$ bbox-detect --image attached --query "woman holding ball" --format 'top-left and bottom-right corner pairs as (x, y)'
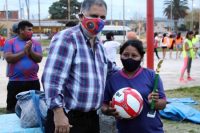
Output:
(101, 40), (166, 133)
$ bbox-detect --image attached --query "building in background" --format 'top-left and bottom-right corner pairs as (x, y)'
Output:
(0, 10), (19, 19)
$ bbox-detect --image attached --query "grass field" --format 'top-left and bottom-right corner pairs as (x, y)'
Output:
(163, 86), (200, 133)
(0, 86), (200, 132)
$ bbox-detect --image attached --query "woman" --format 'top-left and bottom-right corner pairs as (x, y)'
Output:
(101, 40), (166, 133)
(192, 31), (200, 58)
(175, 32), (183, 59)
(161, 33), (168, 59)
(154, 32), (160, 59)
(168, 34), (175, 59)
(180, 31), (195, 82)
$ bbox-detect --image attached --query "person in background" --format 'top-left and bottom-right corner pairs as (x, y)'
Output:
(168, 34), (175, 59)
(192, 31), (200, 58)
(175, 32), (183, 59)
(154, 32), (160, 59)
(103, 32), (121, 64)
(101, 40), (166, 133)
(0, 34), (6, 60)
(179, 31), (195, 82)
(126, 31), (137, 40)
(9, 23), (19, 39)
(3, 20), (43, 113)
(161, 33), (168, 59)
(42, 0), (118, 133)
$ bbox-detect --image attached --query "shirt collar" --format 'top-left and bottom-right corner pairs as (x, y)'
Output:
(79, 24), (101, 45)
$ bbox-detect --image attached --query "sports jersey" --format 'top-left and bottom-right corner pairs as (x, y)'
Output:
(4, 36), (42, 81)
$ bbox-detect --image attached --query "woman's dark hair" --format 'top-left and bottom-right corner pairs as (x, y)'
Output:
(176, 32), (181, 39)
(186, 31), (193, 39)
(162, 33), (166, 42)
(120, 39), (145, 58)
(154, 32), (158, 38)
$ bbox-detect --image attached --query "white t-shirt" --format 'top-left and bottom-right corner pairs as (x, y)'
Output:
(103, 41), (121, 63)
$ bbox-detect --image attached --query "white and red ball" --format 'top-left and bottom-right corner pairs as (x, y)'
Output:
(112, 87), (143, 119)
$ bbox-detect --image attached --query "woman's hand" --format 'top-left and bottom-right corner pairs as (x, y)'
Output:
(101, 101), (121, 118)
(148, 92), (159, 103)
(148, 92), (167, 110)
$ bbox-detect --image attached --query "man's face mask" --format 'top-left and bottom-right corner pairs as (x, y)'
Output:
(81, 15), (105, 35)
(24, 31), (33, 40)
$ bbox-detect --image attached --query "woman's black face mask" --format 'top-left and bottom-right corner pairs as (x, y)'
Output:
(121, 58), (141, 72)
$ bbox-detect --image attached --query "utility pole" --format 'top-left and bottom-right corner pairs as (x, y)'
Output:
(19, 0), (22, 19)
(25, 0), (30, 20)
(170, 0), (173, 31)
(5, 0), (9, 37)
(111, 0), (113, 25)
(38, 0), (41, 40)
(68, 0), (71, 20)
(191, 0), (194, 30)
(123, 0), (125, 42)
(199, 0), (200, 33)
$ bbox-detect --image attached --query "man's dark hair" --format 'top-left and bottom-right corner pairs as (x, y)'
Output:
(106, 32), (114, 40)
(120, 39), (145, 58)
(18, 21), (33, 31)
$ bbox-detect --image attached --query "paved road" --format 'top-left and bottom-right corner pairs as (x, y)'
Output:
(0, 51), (200, 107)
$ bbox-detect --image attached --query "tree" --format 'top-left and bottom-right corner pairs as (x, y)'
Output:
(184, 9), (200, 30)
(0, 24), (5, 35)
(49, 0), (81, 20)
(163, 0), (189, 31)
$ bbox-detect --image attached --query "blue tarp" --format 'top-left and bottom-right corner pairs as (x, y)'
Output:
(167, 97), (198, 105)
(159, 98), (200, 124)
(0, 113), (42, 133)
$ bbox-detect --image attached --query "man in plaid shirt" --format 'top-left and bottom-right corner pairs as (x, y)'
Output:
(42, 0), (118, 133)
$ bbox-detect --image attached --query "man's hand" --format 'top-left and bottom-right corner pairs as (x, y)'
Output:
(24, 40), (32, 55)
(53, 108), (73, 133)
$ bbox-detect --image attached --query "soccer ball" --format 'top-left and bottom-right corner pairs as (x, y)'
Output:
(112, 87), (143, 119)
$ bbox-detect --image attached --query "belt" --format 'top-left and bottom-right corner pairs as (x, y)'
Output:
(68, 110), (97, 118)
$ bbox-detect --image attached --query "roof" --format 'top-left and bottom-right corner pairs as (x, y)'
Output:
(31, 21), (65, 27)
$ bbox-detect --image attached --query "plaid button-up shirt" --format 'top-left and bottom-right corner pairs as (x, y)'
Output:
(42, 25), (117, 112)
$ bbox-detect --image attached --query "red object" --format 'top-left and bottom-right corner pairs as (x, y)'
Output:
(0, 35), (6, 47)
(146, 0), (154, 69)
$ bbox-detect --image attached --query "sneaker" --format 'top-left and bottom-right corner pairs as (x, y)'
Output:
(187, 77), (195, 81)
(179, 78), (187, 83)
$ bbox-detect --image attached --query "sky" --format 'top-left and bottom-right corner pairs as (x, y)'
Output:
(0, 0), (199, 20)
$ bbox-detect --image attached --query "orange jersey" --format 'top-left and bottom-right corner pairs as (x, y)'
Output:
(175, 37), (183, 45)
(168, 38), (175, 48)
